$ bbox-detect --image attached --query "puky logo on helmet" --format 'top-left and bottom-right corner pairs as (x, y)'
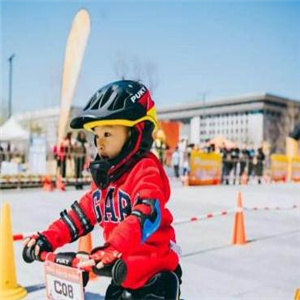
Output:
(130, 87), (147, 103)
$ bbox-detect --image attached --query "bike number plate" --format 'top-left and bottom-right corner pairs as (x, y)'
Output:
(44, 260), (84, 300)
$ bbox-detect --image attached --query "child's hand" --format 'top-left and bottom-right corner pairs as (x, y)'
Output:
(22, 233), (52, 261)
(76, 253), (96, 269)
(77, 245), (121, 270)
(23, 237), (40, 257)
(76, 252), (94, 267)
(91, 245), (122, 269)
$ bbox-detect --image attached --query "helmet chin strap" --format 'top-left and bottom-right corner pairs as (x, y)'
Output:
(89, 158), (110, 189)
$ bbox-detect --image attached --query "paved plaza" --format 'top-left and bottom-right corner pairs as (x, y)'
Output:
(1, 181), (299, 299)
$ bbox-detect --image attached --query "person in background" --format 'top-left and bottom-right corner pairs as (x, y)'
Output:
(74, 131), (88, 189)
(171, 146), (180, 178)
(7, 142), (12, 161)
(230, 146), (240, 185)
(0, 143), (5, 168)
(239, 146), (248, 184)
(255, 147), (265, 184)
(246, 147), (255, 182)
(57, 132), (73, 178)
(220, 143), (231, 185)
(182, 150), (190, 176)
(52, 144), (61, 176)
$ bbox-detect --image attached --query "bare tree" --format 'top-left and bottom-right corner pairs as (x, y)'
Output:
(265, 102), (300, 154)
(131, 56), (143, 81)
(284, 102), (300, 136)
(113, 53), (159, 95)
(113, 52), (130, 80)
(265, 114), (284, 153)
(144, 61), (159, 94)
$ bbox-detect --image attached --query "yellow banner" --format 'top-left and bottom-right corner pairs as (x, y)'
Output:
(270, 154), (288, 182)
(189, 150), (222, 185)
(291, 156), (300, 182)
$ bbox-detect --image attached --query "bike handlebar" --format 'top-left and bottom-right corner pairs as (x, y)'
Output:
(22, 246), (127, 285)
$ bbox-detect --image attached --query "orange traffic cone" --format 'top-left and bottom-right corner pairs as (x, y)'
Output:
(56, 175), (66, 191)
(232, 191), (247, 245)
(43, 175), (54, 192)
(78, 233), (97, 280)
(0, 202), (27, 299)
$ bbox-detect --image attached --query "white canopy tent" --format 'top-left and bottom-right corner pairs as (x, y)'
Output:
(0, 117), (30, 141)
(0, 118), (31, 174)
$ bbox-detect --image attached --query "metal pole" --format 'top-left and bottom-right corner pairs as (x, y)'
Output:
(8, 54), (15, 119)
(203, 93), (206, 141)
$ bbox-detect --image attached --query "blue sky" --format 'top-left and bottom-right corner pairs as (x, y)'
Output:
(1, 1), (300, 115)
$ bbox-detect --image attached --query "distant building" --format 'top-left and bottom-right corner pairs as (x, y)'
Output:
(157, 93), (300, 153)
(13, 93), (300, 155)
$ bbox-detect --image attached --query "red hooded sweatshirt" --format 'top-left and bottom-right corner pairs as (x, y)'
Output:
(41, 152), (180, 289)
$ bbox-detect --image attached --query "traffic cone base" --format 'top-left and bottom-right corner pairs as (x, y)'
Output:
(295, 288), (300, 300)
(43, 176), (54, 192)
(0, 202), (27, 299)
(43, 184), (54, 192)
(0, 285), (27, 300)
(232, 191), (247, 245)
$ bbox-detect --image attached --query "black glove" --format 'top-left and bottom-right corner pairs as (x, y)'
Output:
(23, 232), (53, 263)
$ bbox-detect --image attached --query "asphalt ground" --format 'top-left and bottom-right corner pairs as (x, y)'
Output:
(1, 181), (299, 299)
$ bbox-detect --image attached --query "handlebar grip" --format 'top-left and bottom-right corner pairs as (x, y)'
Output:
(22, 245), (36, 263)
(112, 259), (127, 285)
(92, 259), (127, 285)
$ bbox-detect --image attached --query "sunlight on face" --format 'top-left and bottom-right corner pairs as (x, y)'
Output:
(93, 125), (130, 159)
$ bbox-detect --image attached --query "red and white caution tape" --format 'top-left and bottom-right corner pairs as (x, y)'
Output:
(244, 204), (298, 211)
(173, 204), (298, 226)
(173, 208), (236, 225)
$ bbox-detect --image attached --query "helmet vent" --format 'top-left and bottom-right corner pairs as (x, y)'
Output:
(84, 90), (103, 111)
(83, 97), (93, 111)
(97, 86), (115, 109)
(91, 98), (101, 110)
(108, 90), (128, 111)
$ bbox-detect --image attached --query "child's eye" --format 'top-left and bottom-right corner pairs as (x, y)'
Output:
(104, 132), (111, 137)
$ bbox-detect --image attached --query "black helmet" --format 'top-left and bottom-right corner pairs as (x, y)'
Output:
(70, 80), (158, 189)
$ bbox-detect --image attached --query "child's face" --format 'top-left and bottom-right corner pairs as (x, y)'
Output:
(94, 125), (129, 159)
